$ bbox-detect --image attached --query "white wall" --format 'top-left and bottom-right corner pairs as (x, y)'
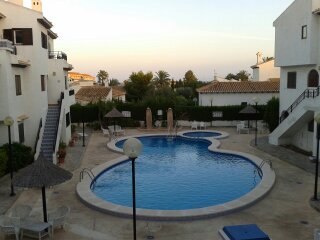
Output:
(291, 122), (314, 152)
(199, 92), (278, 106)
(252, 60), (280, 82)
(274, 0), (318, 67)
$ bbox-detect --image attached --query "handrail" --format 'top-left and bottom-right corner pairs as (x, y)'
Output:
(280, 86), (320, 123)
(53, 92), (64, 151)
(80, 168), (96, 189)
(33, 118), (43, 158)
(48, 51), (68, 61)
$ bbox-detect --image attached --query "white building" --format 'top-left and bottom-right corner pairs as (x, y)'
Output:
(251, 52), (280, 82)
(269, 0), (320, 154)
(0, 0), (75, 163)
(197, 80), (279, 107)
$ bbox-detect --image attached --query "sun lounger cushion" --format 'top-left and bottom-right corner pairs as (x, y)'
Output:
(221, 224), (270, 240)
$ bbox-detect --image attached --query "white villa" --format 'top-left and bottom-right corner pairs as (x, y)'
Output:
(269, 0), (320, 155)
(251, 52), (280, 82)
(197, 54), (280, 107)
(0, 0), (75, 163)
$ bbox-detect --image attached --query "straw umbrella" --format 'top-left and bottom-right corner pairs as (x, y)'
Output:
(104, 108), (124, 133)
(239, 105), (259, 128)
(167, 108), (174, 130)
(13, 153), (73, 222)
(146, 108), (153, 129)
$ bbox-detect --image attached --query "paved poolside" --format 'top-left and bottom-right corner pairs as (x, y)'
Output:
(2, 127), (320, 239)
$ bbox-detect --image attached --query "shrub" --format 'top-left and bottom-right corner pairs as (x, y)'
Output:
(1, 143), (33, 172)
(0, 149), (8, 177)
(264, 97), (280, 132)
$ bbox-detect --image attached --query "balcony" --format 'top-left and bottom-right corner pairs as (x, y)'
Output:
(0, 39), (17, 55)
(48, 51), (67, 61)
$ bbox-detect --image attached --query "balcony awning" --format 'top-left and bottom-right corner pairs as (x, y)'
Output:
(48, 29), (58, 39)
(64, 64), (73, 71)
(12, 60), (31, 68)
(37, 17), (53, 29)
(312, 8), (320, 15)
(17, 115), (29, 122)
(0, 12), (6, 19)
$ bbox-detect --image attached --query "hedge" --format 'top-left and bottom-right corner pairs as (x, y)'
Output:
(70, 102), (266, 124)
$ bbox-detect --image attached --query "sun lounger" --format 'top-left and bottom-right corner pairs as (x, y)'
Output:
(219, 224), (271, 240)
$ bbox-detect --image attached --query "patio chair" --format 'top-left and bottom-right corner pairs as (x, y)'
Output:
(236, 121), (250, 134)
(9, 205), (32, 222)
(115, 125), (125, 136)
(199, 122), (206, 130)
(191, 121), (198, 130)
(219, 224), (270, 240)
(154, 120), (162, 128)
(101, 126), (109, 137)
(108, 125), (115, 136)
(48, 206), (70, 237)
(0, 215), (20, 240)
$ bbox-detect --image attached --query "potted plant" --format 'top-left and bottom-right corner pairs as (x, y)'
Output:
(57, 142), (67, 164)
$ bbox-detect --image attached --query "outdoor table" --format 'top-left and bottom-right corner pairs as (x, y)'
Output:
(20, 222), (52, 240)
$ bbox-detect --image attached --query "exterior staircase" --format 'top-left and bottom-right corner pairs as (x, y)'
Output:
(269, 86), (320, 145)
(40, 105), (60, 161)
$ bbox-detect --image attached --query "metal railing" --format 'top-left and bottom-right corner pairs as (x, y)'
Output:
(33, 118), (43, 158)
(53, 92), (65, 151)
(48, 51), (68, 61)
(280, 86), (320, 123)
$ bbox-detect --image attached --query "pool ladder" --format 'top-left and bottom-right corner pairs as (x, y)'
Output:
(80, 168), (96, 189)
(167, 123), (178, 139)
(255, 159), (273, 178)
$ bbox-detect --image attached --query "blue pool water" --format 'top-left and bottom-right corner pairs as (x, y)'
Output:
(183, 131), (222, 138)
(92, 136), (262, 210)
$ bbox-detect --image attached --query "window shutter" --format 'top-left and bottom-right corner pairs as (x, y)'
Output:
(22, 28), (33, 45)
(3, 29), (13, 42)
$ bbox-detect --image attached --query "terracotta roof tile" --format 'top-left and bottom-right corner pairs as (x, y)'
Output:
(75, 86), (111, 103)
(197, 80), (279, 94)
(112, 86), (126, 97)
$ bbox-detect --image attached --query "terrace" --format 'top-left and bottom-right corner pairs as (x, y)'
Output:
(1, 127), (318, 239)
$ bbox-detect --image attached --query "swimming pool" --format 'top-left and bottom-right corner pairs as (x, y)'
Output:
(92, 136), (261, 210)
(77, 133), (275, 220)
(182, 131), (222, 138)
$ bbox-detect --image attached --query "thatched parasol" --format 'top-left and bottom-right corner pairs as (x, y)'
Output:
(104, 108), (124, 132)
(146, 108), (153, 129)
(13, 153), (73, 222)
(167, 108), (173, 130)
(239, 105), (259, 127)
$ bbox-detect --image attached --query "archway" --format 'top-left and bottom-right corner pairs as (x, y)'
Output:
(308, 69), (319, 87)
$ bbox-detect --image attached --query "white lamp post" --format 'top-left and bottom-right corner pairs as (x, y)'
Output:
(4, 116), (15, 196)
(123, 138), (143, 240)
(314, 113), (320, 200)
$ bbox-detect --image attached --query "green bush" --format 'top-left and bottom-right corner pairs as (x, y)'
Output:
(0, 149), (8, 177)
(1, 143), (33, 172)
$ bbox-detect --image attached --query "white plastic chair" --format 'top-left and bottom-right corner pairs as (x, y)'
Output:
(9, 205), (32, 222)
(191, 121), (198, 130)
(48, 206), (70, 237)
(199, 122), (206, 130)
(0, 215), (20, 240)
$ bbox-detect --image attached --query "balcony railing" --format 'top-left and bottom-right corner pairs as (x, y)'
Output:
(48, 51), (67, 61)
(0, 39), (17, 55)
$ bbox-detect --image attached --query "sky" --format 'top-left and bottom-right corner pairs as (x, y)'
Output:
(28, 0), (294, 82)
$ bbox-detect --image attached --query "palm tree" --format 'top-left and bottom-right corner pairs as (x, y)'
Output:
(97, 70), (109, 86)
(153, 70), (171, 89)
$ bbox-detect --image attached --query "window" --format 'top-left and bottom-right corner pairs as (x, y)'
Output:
(66, 112), (70, 127)
(241, 102), (248, 106)
(18, 123), (25, 143)
(41, 75), (46, 91)
(41, 32), (47, 49)
(3, 28), (33, 45)
(308, 120), (314, 133)
(287, 72), (297, 89)
(15, 75), (22, 95)
(302, 25), (307, 39)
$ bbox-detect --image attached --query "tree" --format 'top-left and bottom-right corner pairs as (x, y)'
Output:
(225, 73), (237, 80)
(184, 70), (198, 86)
(263, 56), (274, 62)
(236, 70), (251, 81)
(264, 97), (279, 132)
(153, 70), (171, 89)
(97, 70), (109, 86)
(109, 78), (120, 86)
(176, 87), (194, 100)
(124, 71), (153, 102)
